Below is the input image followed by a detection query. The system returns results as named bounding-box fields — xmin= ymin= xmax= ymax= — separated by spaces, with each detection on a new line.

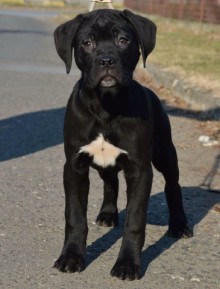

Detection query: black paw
xmin=167 ymin=224 xmax=193 ymax=238
xmin=96 ymin=211 xmax=118 ymax=227
xmin=53 ymin=254 xmax=85 ymax=273
xmin=110 ymin=260 xmax=140 ymax=281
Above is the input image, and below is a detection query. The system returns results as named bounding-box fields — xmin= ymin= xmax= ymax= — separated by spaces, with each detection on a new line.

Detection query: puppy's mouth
xmin=99 ymin=76 xmax=118 ymax=87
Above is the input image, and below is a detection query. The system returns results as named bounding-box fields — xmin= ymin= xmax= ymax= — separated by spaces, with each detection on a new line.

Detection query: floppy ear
xmin=54 ymin=15 xmax=85 ymax=74
xmin=122 ymin=10 xmax=157 ymax=67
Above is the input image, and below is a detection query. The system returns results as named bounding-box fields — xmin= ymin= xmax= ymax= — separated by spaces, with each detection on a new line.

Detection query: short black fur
xmin=53 ymin=9 xmax=193 ymax=281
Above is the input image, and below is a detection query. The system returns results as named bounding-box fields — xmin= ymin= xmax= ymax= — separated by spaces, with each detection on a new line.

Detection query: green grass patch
xmin=1 ymin=0 xmax=25 ymax=5
xmin=0 ymin=0 xmax=64 ymax=7
xmin=147 ymin=15 xmax=220 ymax=81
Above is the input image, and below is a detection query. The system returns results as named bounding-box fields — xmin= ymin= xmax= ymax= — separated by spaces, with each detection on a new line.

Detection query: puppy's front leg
xmin=54 ymin=162 xmax=89 ymax=273
xmin=111 ymin=164 xmax=153 ymax=280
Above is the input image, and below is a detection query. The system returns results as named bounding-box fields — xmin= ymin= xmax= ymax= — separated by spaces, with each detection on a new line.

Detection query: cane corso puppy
xmin=53 ymin=9 xmax=193 ymax=280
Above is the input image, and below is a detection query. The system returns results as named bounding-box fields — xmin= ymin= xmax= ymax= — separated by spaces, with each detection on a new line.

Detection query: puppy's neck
xmin=95 ymin=85 xmax=129 ymax=116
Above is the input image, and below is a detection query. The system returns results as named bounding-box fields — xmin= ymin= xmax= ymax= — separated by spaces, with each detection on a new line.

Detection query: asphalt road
xmin=0 ymin=8 xmax=219 ymax=289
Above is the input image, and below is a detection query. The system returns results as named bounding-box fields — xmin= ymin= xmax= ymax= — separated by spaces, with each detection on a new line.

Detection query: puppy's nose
xmin=99 ymin=57 xmax=114 ymax=67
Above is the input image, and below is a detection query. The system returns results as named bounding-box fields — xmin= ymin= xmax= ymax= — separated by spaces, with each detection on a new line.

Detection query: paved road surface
xmin=0 ymin=8 xmax=219 ymax=289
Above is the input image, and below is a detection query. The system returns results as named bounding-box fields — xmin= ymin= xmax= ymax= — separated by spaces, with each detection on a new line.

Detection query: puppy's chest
xmin=79 ymin=133 xmax=127 ymax=168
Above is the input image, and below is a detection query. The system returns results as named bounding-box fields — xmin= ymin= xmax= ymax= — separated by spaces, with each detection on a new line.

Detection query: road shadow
xmin=141 ymin=185 xmax=219 ymax=277
xmin=0 ymin=107 xmax=65 ymax=162
xmin=0 ymin=99 xmax=218 ymax=162
xmin=86 ymin=186 xmax=219 ymax=278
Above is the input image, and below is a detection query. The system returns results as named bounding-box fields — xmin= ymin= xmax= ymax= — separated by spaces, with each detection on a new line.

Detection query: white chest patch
xmin=79 ymin=133 xmax=128 ymax=168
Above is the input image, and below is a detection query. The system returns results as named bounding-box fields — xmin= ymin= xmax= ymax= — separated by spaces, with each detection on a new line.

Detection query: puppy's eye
xmin=83 ymin=41 xmax=92 ymax=47
xmin=118 ymin=37 xmax=129 ymax=45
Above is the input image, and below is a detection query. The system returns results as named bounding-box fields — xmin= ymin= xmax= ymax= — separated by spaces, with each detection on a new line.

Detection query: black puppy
xmin=53 ymin=9 xmax=192 ymax=280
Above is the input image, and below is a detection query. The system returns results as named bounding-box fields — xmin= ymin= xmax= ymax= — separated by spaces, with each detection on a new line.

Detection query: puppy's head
xmin=54 ymin=9 xmax=156 ymax=89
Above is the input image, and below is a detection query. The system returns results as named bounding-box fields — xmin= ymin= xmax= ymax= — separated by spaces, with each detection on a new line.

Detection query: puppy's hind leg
xmin=96 ymin=169 xmax=119 ymax=227
xmin=152 ymin=141 xmax=193 ymax=238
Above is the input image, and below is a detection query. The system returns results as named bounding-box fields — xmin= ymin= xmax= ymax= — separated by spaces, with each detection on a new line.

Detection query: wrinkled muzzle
xmin=79 ymin=53 xmax=133 ymax=89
